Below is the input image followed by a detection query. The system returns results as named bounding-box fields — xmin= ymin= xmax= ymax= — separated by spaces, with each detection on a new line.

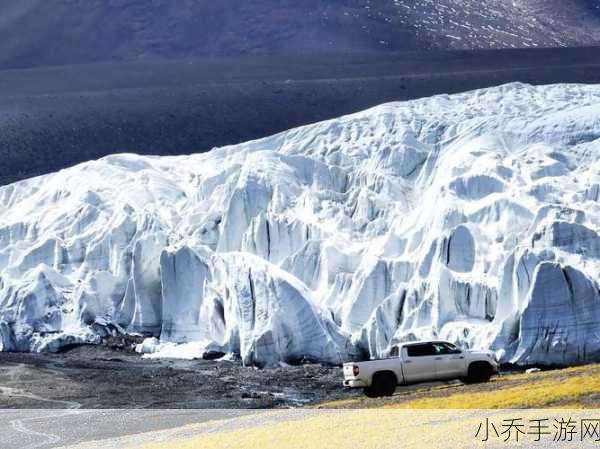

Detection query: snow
xmin=1 ymin=82 xmax=600 ymax=367
xmin=390 ymin=0 xmax=600 ymax=50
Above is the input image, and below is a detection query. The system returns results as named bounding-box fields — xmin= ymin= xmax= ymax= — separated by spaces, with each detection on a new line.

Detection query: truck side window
xmin=433 ymin=343 xmax=462 ymax=355
xmin=406 ymin=343 xmax=436 ymax=357
xmin=444 ymin=343 xmax=462 ymax=354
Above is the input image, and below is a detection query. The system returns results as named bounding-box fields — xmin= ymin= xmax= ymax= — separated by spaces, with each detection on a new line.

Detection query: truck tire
xmin=463 ymin=362 xmax=494 ymax=384
xmin=364 ymin=372 xmax=397 ymax=398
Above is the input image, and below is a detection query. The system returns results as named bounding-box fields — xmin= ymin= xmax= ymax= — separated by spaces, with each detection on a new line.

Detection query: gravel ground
xmin=0 ymin=346 xmax=361 ymax=409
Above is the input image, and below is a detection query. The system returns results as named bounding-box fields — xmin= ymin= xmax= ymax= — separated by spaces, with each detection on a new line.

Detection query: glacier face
xmin=0 ymin=82 xmax=599 ymax=367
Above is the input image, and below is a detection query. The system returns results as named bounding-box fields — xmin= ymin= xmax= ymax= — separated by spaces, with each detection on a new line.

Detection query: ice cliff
xmin=1 ymin=83 xmax=599 ymax=367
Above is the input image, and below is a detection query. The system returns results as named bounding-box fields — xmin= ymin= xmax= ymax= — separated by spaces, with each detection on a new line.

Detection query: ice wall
xmin=0 ymin=83 xmax=599 ymax=366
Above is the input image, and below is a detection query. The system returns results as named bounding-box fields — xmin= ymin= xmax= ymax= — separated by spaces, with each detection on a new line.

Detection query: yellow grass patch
xmin=390 ymin=365 xmax=600 ymax=409
xmin=390 ymin=376 xmax=600 ymax=408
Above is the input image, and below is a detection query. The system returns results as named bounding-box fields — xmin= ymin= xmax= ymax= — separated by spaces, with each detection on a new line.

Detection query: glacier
xmin=0 ymin=82 xmax=599 ymax=367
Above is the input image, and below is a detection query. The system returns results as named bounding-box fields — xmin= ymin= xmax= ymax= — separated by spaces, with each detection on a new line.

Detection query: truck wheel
xmin=364 ymin=372 xmax=397 ymax=398
xmin=464 ymin=362 xmax=494 ymax=384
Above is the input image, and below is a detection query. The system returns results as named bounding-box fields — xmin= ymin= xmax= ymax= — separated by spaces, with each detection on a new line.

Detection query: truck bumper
xmin=343 ymin=379 xmax=367 ymax=388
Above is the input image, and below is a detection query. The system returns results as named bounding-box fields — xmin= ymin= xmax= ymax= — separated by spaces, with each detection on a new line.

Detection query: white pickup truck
xmin=343 ymin=341 xmax=498 ymax=397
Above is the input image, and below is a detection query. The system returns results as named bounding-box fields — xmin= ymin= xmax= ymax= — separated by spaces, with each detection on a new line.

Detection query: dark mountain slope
xmin=0 ymin=0 xmax=599 ymax=69
xmin=2 ymin=47 xmax=600 ymax=185
xmin=0 ymin=0 xmax=412 ymax=68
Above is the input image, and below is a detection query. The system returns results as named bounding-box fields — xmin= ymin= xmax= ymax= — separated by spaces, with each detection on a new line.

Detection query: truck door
xmin=402 ymin=343 xmax=438 ymax=383
xmin=432 ymin=342 xmax=466 ymax=379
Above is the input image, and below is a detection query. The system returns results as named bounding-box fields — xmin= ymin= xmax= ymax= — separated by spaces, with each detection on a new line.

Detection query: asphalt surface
xmin=1 ymin=409 xmax=256 ymax=449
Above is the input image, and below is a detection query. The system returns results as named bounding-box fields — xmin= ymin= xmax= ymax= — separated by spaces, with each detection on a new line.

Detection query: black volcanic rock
xmin=0 ymin=0 xmax=599 ymax=69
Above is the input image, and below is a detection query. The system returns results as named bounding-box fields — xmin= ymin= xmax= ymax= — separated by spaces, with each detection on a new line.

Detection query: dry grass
xmin=391 ymin=376 xmax=600 ymax=408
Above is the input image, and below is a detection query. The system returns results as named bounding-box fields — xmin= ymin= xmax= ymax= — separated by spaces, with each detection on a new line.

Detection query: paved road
xmin=0 ymin=409 xmax=256 ymax=449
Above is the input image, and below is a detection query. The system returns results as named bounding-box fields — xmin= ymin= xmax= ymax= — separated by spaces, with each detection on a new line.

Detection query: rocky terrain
xmin=391 ymin=0 xmax=600 ymax=50
xmin=0 ymin=346 xmax=354 ymax=409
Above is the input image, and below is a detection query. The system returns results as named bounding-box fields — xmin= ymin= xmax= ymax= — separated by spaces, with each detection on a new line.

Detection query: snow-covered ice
xmin=1 ymin=82 xmax=599 ymax=367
